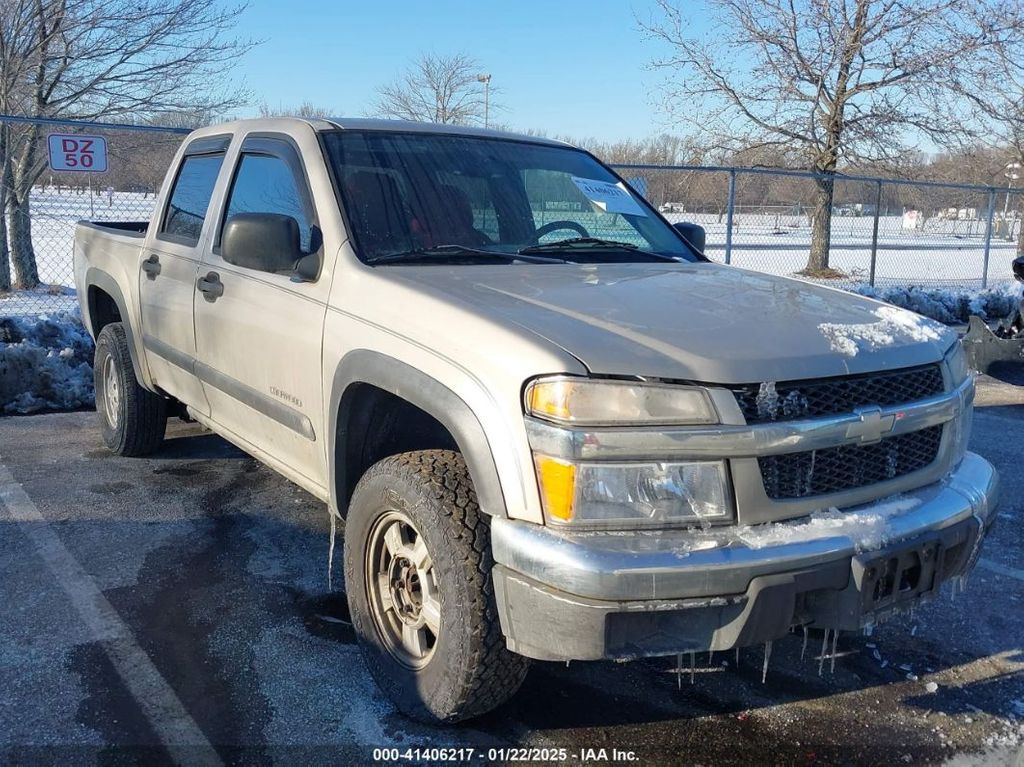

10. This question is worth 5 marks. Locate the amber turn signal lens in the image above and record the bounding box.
[533,454,576,522]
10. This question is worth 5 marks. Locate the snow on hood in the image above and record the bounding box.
[817,305,953,358]
[381,262,956,383]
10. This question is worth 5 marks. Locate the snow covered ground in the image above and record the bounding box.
[663,211,1021,287]
[0,309,94,414]
[0,187,155,318]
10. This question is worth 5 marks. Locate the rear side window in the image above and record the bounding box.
[161,153,225,245]
[222,154,313,253]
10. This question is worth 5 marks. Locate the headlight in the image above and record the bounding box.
[533,455,731,528]
[525,377,717,426]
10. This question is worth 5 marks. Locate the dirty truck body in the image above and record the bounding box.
[74,118,998,722]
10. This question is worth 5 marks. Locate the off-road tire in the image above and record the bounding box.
[344,449,530,723]
[94,323,167,456]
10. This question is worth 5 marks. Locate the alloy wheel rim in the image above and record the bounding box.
[365,510,441,669]
[103,355,120,428]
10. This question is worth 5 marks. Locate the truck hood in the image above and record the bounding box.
[383,262,956,383]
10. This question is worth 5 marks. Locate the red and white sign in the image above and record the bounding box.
[47,133,107,172]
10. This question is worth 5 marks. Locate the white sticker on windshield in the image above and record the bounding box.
[571,177,648,217]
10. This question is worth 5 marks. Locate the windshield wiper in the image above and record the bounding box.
[367,244,567,265]
[518,237,681,262]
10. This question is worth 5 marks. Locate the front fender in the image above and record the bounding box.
[328,349,508,519]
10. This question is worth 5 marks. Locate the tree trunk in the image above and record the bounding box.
[0,194,10,292]
[0,129,10,292]
[806,173,835,273]
[8,126,41,290]
[8,191,38,289]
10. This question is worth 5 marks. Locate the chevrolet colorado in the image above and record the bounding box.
[74,117,998,723]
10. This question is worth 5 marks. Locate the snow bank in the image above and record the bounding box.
[818,304,955,357]
[853,283,1023,325]
[0,310,95,414]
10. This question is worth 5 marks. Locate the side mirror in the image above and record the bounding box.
[222,212,303,274]
[673,221,706,254]
[1014,255,1024,284]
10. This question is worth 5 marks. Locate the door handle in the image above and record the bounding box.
[141,254,161,279]
[197,272,224,302]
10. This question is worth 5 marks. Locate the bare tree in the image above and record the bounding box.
[958,36,1024,256]
[373,53,492,125]
[639,0,1024,275]
[0,0,253,289]
[258,101,337,120]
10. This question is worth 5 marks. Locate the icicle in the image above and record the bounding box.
[327,510,339,590]
[801,626,809,661]
[830,630,839,674]
[708,650,714,667]
[675,653,683,690]
[818,629,830,676]
[690,650,696,684]
[761,640,773,684]
[735,647,740,666]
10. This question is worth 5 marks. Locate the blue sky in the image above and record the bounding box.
[232,0,704,141]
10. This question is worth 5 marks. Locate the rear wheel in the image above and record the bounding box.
[94,323,167,456]
[344,450,529,723]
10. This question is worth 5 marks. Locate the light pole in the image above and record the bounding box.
[477,73,492,128]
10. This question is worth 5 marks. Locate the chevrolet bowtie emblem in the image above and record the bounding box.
[845,406,897,444]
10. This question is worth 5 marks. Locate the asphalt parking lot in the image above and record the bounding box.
[1,375,1023,766]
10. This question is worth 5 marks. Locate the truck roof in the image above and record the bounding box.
[184,116,569,148]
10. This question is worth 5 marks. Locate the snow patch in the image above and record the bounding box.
[854,283,1023,325]
[0,310,95,414]
[818,305,953,357]
[734,496,923,552]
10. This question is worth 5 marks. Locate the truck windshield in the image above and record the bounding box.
[322,131,698,265]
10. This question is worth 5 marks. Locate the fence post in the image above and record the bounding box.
[725,169,737,265]
[868,180,882,287]
[981,189,996,289]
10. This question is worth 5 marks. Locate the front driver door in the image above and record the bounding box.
[192,135,331,491]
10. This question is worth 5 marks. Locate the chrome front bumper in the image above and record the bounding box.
[491,452,998,661]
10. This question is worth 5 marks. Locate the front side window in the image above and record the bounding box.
[323,131,696,265]
[222,153,313,253]
[161,153,225,244]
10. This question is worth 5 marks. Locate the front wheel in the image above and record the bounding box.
[344,450,529,723]
[94,323,167,456]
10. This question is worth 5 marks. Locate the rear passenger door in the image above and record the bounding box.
[139,136,229,414]
[192,135,331,490]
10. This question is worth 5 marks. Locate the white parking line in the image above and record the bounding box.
[977,557,1024,584]
[0,461,223,767]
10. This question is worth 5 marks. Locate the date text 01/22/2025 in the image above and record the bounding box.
[371,747,640,762]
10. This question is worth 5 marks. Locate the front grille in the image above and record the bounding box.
[728,364,944,424]
[758,426,943,500]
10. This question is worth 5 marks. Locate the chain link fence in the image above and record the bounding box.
[612,164,1024,290]
[0,116,187,317]
[1,116,1022,318]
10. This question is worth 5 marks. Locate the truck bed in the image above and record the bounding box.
[78,220,149,237]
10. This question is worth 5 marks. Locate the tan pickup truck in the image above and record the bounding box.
[74,117,998,723]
